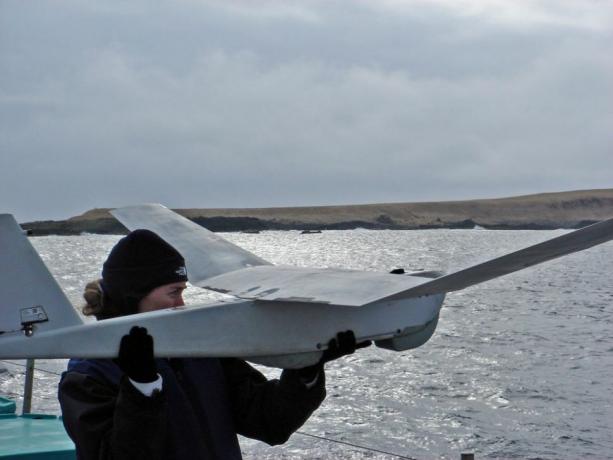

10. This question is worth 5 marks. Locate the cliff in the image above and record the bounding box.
[21,189,613,236]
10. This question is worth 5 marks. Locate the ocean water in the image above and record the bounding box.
[1,229,612,459]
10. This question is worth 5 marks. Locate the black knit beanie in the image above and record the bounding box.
[101,229,188,315]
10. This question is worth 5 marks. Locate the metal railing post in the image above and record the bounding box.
[22,358,35,414]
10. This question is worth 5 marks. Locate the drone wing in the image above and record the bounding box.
[377,216,613,301]
[185,216,613,305]
[114,205,613,306]
[113,204,429,306]
[112,204,271,285]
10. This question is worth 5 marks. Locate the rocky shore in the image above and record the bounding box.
[21,189,613,236]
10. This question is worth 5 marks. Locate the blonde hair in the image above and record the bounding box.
[82,279,121,320]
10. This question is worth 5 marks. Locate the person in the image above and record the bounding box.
[58,229,369,460]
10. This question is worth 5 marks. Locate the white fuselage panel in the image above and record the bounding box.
[0,294,444,368]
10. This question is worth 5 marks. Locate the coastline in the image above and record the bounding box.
[21,188,613,235]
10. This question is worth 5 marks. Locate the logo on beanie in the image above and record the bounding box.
[175,266,187,277]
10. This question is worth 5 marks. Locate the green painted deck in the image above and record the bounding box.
[0,413,75,459]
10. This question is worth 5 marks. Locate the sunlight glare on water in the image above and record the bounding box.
[1,229,612,459]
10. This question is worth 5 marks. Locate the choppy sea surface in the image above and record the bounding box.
[1,229,612,459]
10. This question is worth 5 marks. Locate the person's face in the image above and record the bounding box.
[137,281,187,313]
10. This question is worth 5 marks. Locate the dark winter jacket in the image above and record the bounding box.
[58,357,326,460]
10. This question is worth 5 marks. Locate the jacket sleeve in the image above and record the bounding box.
[220,359,326,446]
[58,372,167,460]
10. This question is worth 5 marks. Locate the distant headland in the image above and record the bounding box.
[21,189,613,236]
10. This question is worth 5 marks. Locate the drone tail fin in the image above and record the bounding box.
[0,214,82,342]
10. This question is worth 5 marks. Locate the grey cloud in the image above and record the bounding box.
[1,0,611,221]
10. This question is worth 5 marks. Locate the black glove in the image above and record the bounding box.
[116,326,158,383]
[320,330,371,364]
[298,330,371,382]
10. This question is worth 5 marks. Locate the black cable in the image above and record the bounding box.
[296,430,416,460]
[0,360,63,376]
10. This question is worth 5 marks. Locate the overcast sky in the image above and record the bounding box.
[1,0,611,222]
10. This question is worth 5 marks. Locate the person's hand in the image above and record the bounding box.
[297,330,371,382]
[320,330,371,364]
[116,326,158,383]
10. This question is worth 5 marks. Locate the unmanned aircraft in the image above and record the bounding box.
[1,204,612,368]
